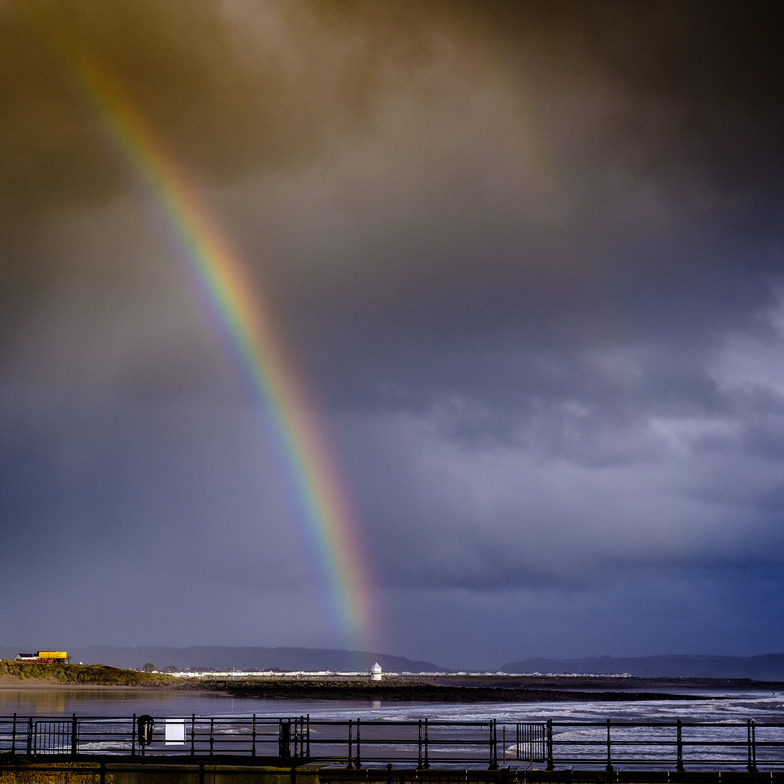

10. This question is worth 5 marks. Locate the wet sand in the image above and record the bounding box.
[201,673,784,702]
[200,674,784,703]
[2,673,780,702]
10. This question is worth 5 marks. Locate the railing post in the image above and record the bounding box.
[306,714,311,758]
[489,720,499,769]
[291,716,297,759]
[11,713,17,755]
[251,713,257,757]
[296,716,304,758]
[132,713,137,756]
[280,719,291,760]
[546,719,553,771]
[676,719,684,772]
[27,717,33,756]
[191,714,196,756]
[605,719,613,773]
[747,719,757,773]
[71,714,78,756]
[423,717,430,769]
[356,717,363,768]
[347,718,354,769]
[209,717,215,757]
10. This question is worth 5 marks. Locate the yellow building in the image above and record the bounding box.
[16,651,68,662]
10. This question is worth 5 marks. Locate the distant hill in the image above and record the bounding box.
[0,646,443,673]
[6,646,784,678]
[500,654,784,680]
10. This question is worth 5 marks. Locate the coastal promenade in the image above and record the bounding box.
[1,760,784,784]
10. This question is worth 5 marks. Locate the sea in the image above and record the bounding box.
[2,683,783,722]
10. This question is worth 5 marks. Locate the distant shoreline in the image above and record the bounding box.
[3,669,782,703]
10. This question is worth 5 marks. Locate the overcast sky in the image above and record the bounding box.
[2,1,784,671]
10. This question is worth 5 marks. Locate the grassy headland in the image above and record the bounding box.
[0,659,178,686]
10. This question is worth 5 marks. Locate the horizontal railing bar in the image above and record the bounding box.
[6,715,773,723]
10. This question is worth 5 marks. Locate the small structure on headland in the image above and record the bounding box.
[370,662,382,681]
[15,651,68,663]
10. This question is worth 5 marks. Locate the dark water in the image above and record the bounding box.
[2,687,783,722]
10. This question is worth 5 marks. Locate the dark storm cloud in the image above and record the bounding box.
[1,0,314,207]
[2,0,784,667]
[0,0,402,325]
[477,0,784,222]
[233,2,784,424]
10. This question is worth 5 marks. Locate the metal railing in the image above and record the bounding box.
[1,714,782,771]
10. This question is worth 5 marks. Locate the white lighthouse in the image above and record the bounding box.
[370,662,383,681]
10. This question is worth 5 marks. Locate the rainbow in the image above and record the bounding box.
[63,50,376,653]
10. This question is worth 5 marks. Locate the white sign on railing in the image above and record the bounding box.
[165,718,185,745]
